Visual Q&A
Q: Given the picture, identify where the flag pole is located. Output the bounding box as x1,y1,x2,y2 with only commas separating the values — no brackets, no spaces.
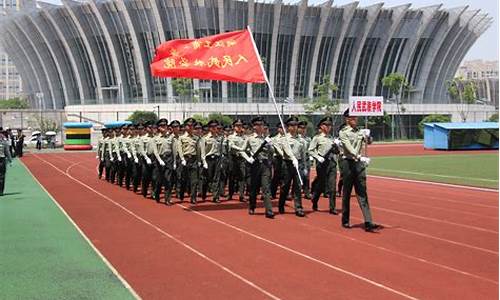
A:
247,26,303,186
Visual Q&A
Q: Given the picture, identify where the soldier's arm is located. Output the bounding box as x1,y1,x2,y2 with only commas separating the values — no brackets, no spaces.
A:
172,138,178,166
107,139,114,158
199,138,207,165
152,139,162,162
339,131,357,157
177,137,185,162
280,137,296,161
123,139,132,157
139,138,149,158
131,139,139,160
238,138,251,160
113,139,121,157
308,136,322,160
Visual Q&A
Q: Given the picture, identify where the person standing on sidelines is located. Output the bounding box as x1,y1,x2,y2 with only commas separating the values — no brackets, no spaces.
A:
339,109,380,232
0,131,12,196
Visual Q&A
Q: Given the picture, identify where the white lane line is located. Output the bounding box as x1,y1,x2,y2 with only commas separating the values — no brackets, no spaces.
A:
369,168,498,183
295,221,498,285
50,154,419,300
371,206,498,234
20,160,142,300
177,204,419,300
65,156,500,256
31,154,281,300
368,175,498,193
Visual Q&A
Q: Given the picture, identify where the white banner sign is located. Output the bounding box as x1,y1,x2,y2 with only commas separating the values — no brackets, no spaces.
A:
348,96,384,116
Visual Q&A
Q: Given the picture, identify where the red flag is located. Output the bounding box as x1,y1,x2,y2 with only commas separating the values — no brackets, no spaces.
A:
151,29,266,83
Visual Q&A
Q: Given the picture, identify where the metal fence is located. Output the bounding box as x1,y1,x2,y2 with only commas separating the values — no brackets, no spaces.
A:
0,108,496,146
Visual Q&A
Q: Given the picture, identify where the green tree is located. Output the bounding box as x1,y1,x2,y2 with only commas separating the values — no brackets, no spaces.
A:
304,75,339,117
0,97,29,109
126,111,158,124
381,72,410,139
488,113,498,122
447,77,477,122
418,114,451,135
28,115,60,133
172,78,200,119
192,114,208,125
207,113,233,126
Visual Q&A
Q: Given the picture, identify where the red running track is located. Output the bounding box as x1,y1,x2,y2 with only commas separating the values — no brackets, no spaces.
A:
22,152,498,300
368,143,498,157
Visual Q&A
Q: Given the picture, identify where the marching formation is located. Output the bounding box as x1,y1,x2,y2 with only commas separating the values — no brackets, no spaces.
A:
96,109,381,232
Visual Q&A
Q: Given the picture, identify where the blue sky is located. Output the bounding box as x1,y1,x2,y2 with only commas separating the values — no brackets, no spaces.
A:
42,0,498,61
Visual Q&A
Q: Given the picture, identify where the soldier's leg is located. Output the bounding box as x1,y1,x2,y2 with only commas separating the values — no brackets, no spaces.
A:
227,156,236,199
260,162,273,216
327,161,337,212
132,160,141,192
270,157,280,198
238,159,247,201
312,162,327,210
201,166,209,201
278,162,292,212
352,162,373,224
248,163,261,212
98,160,105,179
153,163,164,202
141,161,151,198
341,160,355,225
163,156,174,204
291,165,304,213
0,158,5,195
209,159,221,203
188,159,198,204
125,157,133,190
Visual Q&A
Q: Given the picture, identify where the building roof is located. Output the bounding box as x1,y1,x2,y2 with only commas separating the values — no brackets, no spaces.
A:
428,122,499,130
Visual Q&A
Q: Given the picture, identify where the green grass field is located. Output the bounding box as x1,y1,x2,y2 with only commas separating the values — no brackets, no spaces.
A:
369,153,499,189
0,160,134,299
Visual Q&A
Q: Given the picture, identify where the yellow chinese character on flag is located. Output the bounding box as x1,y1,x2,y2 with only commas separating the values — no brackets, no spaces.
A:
163,57,176,69
226,40,237,47
193,59,205,67
191,40,202,49
179,57,190,67
207,56,221,68
221,55,233,68
235,54,248,65
214,41,225,48
204,41,212,48
170,49,180,57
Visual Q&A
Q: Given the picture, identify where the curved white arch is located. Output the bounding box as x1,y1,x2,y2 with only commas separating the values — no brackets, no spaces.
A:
114,0,150,102
307,0,333,99
26,12,70,107
346,3,383,97
62,0,104,102
39,3,84,103
367,4,411,96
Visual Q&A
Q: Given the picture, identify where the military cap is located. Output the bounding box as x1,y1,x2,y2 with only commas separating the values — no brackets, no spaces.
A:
343,108,351,117
170,120,181,127
232,118,244,126
298,120,308,127
157,118,168,126
318,116,333,126
184,117,196,125
207,119,219,127
276,122,282,128
202,125,208,131
194,123,203,129
251,116,265,125
286,116,299,126
136,123,145,129
224,125,232,131
128,124,136,129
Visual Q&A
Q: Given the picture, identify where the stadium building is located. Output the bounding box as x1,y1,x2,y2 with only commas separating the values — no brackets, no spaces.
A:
0,0,495,122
